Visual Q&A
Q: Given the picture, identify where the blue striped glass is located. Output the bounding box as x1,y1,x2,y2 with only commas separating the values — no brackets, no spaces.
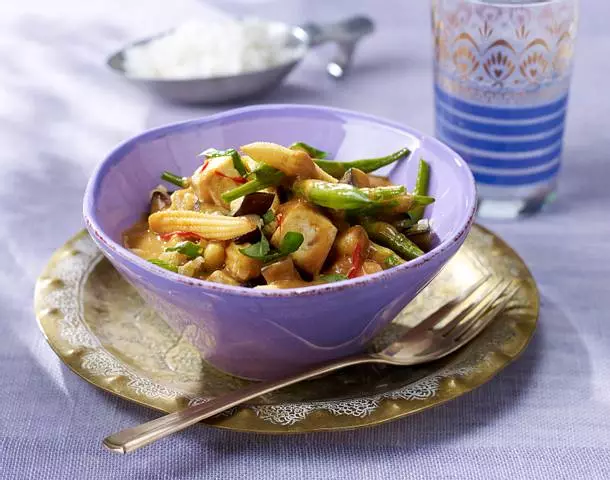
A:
432,0,578,218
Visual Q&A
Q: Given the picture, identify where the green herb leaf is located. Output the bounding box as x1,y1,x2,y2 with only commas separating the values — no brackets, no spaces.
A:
148,259,178,273
262,210,276,225
318,273,348,283
160,171,186,188
202,148,247,177
289,142,328,159
279,232,304,254
239,234,270,259
165,241,203,259
239,231,303,263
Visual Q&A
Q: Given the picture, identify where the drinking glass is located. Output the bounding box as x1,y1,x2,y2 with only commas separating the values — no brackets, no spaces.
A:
432,0,579,218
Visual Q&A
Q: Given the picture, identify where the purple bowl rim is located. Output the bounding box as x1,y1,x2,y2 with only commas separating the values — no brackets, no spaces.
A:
83,103,476,298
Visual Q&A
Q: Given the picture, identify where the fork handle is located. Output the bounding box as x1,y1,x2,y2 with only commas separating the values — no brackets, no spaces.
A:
103,353,379,454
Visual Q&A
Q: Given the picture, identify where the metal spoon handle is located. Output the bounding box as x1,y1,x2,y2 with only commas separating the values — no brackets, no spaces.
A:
103,353,378,454
301,16,374,46
299,16,374,78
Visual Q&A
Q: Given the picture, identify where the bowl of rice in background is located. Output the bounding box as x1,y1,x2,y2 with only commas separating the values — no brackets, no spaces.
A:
107,17,307,103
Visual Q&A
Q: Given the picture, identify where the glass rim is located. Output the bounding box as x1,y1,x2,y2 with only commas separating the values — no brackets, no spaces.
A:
461,0,576,8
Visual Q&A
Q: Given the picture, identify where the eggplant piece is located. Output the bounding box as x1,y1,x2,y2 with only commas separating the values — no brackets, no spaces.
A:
395,219,431,236
242,276,267,288
276,184,290,203
393,220,436,251
339,168,371,187
408,229,439,252
234,229,262,245
149,187,172,214
367,175,393,187
231,192,275,217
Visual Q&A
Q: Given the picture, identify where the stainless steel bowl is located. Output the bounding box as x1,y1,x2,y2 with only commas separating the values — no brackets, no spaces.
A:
106,16,374,105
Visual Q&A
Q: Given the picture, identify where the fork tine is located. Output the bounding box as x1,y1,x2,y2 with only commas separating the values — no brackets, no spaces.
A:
451,281,520,345
435,278,505,337
414,281,519,362
445,279,513,340
406,274,491,337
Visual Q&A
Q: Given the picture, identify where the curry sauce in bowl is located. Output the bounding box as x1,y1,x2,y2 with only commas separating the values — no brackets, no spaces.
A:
123,141,434,289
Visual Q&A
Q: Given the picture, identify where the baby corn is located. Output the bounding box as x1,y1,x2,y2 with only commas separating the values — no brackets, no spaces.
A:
241,141,317,178
149,211,257,241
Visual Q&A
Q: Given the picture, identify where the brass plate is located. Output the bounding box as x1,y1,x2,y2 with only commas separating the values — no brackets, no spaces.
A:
34,225,538,433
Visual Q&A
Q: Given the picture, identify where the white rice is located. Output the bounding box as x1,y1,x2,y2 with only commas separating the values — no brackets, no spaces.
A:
122,18,304,79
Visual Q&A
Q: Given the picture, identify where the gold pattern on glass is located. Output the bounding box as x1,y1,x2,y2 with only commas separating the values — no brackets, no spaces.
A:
433,0,576,89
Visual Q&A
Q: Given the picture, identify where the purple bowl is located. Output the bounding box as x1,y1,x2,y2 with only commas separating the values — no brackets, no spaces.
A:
83,105,476,380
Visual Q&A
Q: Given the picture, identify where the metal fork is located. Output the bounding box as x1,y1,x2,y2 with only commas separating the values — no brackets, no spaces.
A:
104,277,519,454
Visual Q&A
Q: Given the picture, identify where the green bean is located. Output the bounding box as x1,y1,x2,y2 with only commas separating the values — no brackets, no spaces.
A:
160,171,187,188
202,148,247,177
395,219,431,236
361,219,424,260
369,241,406,269
294,180,432,212
384,255,404,268
221,166,285,203
293,180,373,210
221,180,265,203
405,158,430,225
359,185,406,201
250,164,285,183
383,193,434,215
262,210,276,225
289,142,328,159
314,147,411,178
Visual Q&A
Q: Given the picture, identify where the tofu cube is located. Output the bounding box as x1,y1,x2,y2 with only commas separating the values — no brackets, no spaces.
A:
206,270,240,286
271,203,337,276
191,155,242,208
261,257,301,284
224,242,262,282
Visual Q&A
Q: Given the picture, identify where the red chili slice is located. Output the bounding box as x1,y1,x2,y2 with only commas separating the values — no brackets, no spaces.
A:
347,241,364,279
195,160,209,175
214,171,247,184
276,212,283,236
159,231,203,242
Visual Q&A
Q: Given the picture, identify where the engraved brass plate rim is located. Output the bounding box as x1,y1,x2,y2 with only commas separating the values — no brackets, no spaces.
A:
34,224,538,433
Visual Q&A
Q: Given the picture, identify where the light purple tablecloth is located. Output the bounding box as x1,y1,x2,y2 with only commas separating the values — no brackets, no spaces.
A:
1,1,609,478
